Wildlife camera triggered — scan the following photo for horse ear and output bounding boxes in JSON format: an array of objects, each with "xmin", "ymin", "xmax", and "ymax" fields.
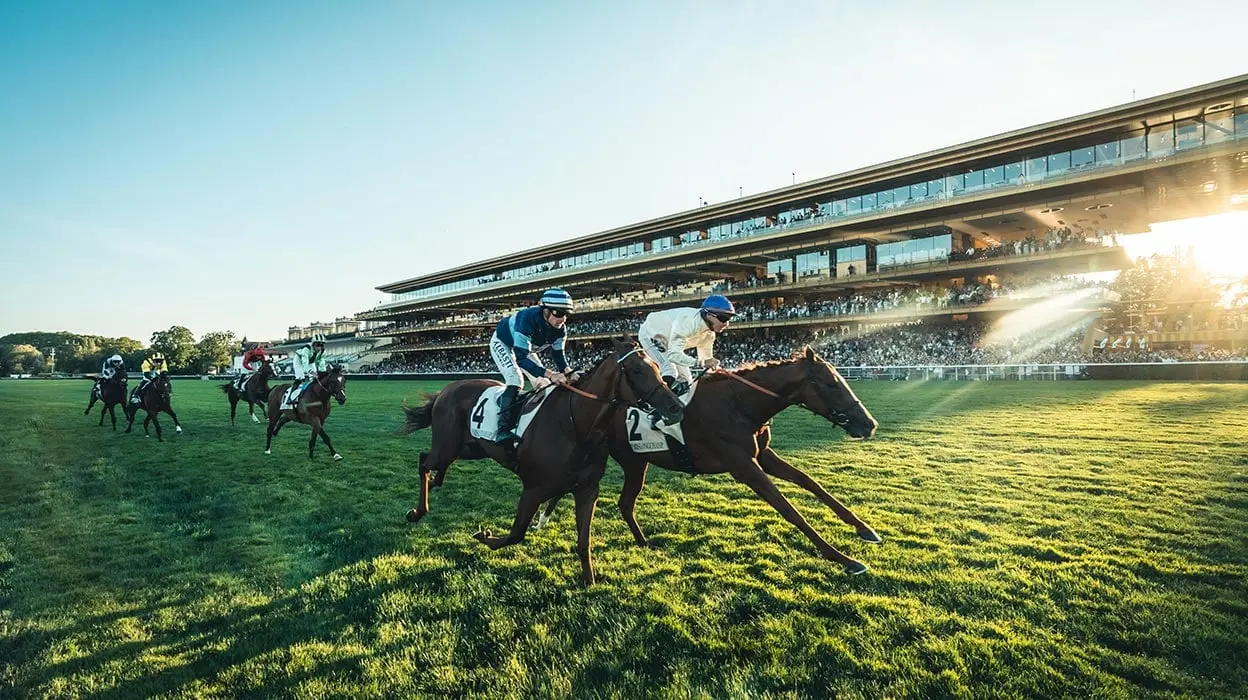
[{"xmin": 804, "ymin": 345, "xmax": 815, "ymax": 360}]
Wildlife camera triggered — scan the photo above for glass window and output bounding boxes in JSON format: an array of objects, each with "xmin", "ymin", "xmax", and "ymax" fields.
[
  {"xmin": 1096, "ymin": 140, "xmax": 1120, "ymax": 164},
  {"xmin": 928, "ymin": 178, "xmax": 944, "ymax": 198},
  {"xmin": 892, "ymin": 185, "xmax": 910, "ymax": 206},
  {"xmin": 1025, "ymin": 156, "xmax": 1047, "ymax": 181},
  {"xmin": 1236, "ymin": 108, "xmax": 1248, "ymax": 139},
  {"xmin": 1071, "ymin": 146, "xmax": 1094, "ymax": 168},
  {"xmin": 1205, "ymin": 111, "xmax": 1234, "ymax": 144},
  {"xmin": 964, "ymin": 169, "xmax": 984, "ymax": 190},
  {"xmin": 910, "ymin": 182, "xmax": 928, "ymax": 200},
  {"xmin": 946, "ymin": 173, "xmax": 965, "ymax": 194},
  {"xmin": 1175, "ymin": 118, "xmax": 1202, "ymax": 150},
  {"xmin": 1004, "ymin": 161, "xmax": 1023, "ymax": 183},
  {"xmin": 983, "ymin": 165, "xmax": 1004, "ymax": 186},
  {"xmin": 1121, "ymin": 132, "xmax": 1146, "ymax": 160},
  {"xmin": 1147, "ymin": 123, "xmax": 1174, "ymax": 158},
  {"xmin": 846, "ymin": 196, "xmax": 862, "ymax": 214},
  {"xmin": 1047, "ymin": 151, "xmax": 1071, "ymax": 174},
  {"xmin": 862, "ymin": 192, "xmax": 876, "ymax": 211},
  {"xmin": 876, "ymin": 190, "xmax": 892, "ymax": 208}
]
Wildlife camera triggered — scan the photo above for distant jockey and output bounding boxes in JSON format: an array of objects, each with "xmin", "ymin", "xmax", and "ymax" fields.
[
  {"xmin": 242, "ymin": 345, "xmax": 268, "ymax": 372},
  {"xmin": 92, "ymin": 354, "xmax": 126, "ymax": 400},
  {"xmin": 130, "ymin": 352, "xmax": 168, "ymax": 404},
  {"xmin": 638, "ymin": 294, "xmax": 737, "ymax": 395},
  {"xmin": 490, "ymin": 288, "xmax": 577, "ymax": 441},
  {"xmin": 283, "ymin": 334, "xmax": 327, "ymax": 407}
]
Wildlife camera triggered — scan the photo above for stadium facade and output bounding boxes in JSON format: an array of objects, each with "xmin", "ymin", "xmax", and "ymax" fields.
[{"xmin": 355, "ymin": 74, "xmax": 1248, "ymax": 372}]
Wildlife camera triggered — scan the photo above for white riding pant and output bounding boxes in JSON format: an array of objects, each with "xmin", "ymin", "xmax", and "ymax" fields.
[
  {"xmin": 639, "ymin": 331, "xmax": 693, "ymax": 385},
  {"xmin": 489, "ymin": 333, "xmax": 542, "ymax": 389}
]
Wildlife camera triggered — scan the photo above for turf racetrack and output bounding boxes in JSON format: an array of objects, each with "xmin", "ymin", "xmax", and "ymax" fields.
[{"xmin": 1, "ymin": 379, "xmax": 1245, "ymax": 698}]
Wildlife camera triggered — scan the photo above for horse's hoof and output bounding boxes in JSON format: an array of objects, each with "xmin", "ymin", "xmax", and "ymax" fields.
[
  {"xmin": 83, "ymin": 408, "xmax": 90, "ymax": 415},
  {"xmin": 264, "ymin": 449, "xmax": 271, "ymax": 455},
  {"xmin": 857, "ymin": 527, "xmax": 883, "ymax": 544},
  {"xmin": 843, "ymin": 561, "xmax": 869, "ymax": 576},
  {"xmin": 406, "ymin": 509, "xmax": 425, "ymax": 523},
  {"xmin": 332, "ymin": 454, "xmax": 343, "ymax": 462},
  {"xmin": 175, "ymin": 426, "xmax": 182, "ymax": 433},
  {"xmin": 251, "ymin": 416, "xmax": 260, "ymax": 424}
]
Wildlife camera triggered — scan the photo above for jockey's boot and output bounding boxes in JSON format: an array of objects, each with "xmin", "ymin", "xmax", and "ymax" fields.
[
  {"xmin": 495, "ymin": 385, "xmax": 520, "ymax": 442},
  {"xmin": 663, "ymin": 375, "xmax": 689, "ymax": 396}
]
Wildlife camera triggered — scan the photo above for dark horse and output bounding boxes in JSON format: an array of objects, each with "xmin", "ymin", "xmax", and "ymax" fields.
[
  {"xmin": 84, "ymin": 370, "xmax": 128, "ymax": 431},
  {"xmin": 123, "ymin": 372, "xmax": 183, "ymax": 441},
  {"xmin": 264, "ymin": 364, "xmax": 347, "ymax": 460},
  {"xmin": 539, "ymin": 346, "xmax": 882, "ymax": 575},
  {"xmin": 221, "ymin": 360, "xmax": 277, "ymax": 425},
  {"xmin": 400, "ymin": 337, "xmax": 685, "ymax": 585}
]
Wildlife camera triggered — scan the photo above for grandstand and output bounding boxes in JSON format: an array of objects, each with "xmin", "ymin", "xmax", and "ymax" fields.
[{"xmin": 356, "ymin": 75, "xmax": 1248, "ymax": 376}]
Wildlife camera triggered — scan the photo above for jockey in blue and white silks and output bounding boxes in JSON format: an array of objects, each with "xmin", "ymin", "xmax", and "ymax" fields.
[
  {"xmin": 638, "ymin": 294, "xmax": 737, "ymax": 394},
  {"xmin": 489, "ymin": 288, "xmax": 576, "ymax": 440}
]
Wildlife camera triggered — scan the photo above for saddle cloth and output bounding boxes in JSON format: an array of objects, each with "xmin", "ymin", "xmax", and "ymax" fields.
[
  {"xmin": 231, "ymin": 374, "xmax": 250, "ymax": 393},
  {"xmin": 625, "ymin": 380, "xmax": 699, "ymax": 453},
  {"xmin": 469, "ymin": 385, "xmax": 556, "ymax": 442}
]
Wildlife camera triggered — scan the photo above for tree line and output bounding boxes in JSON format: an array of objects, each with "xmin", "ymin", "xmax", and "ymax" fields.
[{"xmin": 0, "ymin": 327, "xmax": 241, "ymax": 376}]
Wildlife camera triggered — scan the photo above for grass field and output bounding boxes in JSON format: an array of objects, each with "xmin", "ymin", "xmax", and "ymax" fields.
[{"xmin": 0, "ymin": 378, "xmax": 1245, "ymax": 699}]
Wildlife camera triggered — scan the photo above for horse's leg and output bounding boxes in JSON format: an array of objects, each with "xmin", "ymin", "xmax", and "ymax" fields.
[
  {"xmin": 408, "ymin": 446, "xmax": 460, "ymax": 523},
  {"xmin": 148, "ymin": 410, "xmax": 163, "ymax": 442},
  {"xmin": 315, "ymin": 421, "xmax": 341, "ymax": 461},
  {"xmin": 264, "ymin": 410, "xmax": 280, "ymax": 454},
  {"xmin": 305, "ymin": 417, "xmax": 321, "ymax": 459},
  {"xmin": 124, "ymin": 404, "xmax": 135, "ymax": 433},
  {"xmin": 618, "ymin": 460, "xmax": 651, "ymax": 547},
  {"xmin": 729, "ymin": 458, "xmax": 867, "ymax": 575},
  {"xmin": 97, "ymin": 400, "xmax": 106, "ymax": 425},
  {"xmin": 757, "ymin": 448, "xmax": 881, "ymax": 544},
  {"xmin": 228, "ymin": 394, "xmax": 238, "ymax": 425},
  {"xmin": 473, "ymin": 486, "xmax": 547, "ymax": 550},
  {"xmin": 166, "ymin": 407, "xmax": 182, "ymax": 434},
  {"xmin": 573, "ymin": 481, "xmax": 602, "ymax": 586},
  {"xmin": 533, "ymin": 494, "xmax": 562, "ymax": 530},
  {"xmin": 108, "ymin": 403, "xmax": 118, "ymax": 431},
  {"xmin": 85, "ymin": 386, "xmax": 97, "ymax": 415},
  {"xmin": 248, "ymin": 401, "xmax": 261, "ymax": 424}
]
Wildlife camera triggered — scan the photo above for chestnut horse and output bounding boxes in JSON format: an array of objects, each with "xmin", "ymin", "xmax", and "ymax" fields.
[
  {"xmin": 84, "ymin": 370, "xmax": 128, "ymax": 431},
  {"xmin": 123, "ymin": 372, "xmax": 183, "ymax": 441},
  {"xmin": 400, "ymin": 336, "xmax": 684, "ymax": 585},
  {"xmin": 264, "ymin": 364, "xmax": 347, "ymax": 460},
  {"xmin": 539, "ymin": 346, "xmax": 882, "ymax": 575},
  {"xmin": 221, "ymin": 360, "xmax": 277, "ymax": 425}
]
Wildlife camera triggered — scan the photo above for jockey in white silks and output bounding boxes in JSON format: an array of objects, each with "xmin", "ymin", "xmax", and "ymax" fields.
[
  {"xmin": 92, "ymin": 354, "xmax": 126, "ymax": 400},
  {"xmin": 284, "ymin": 334, "xmax": 327, "ymax": 407},
  {"xmin": 638, "ymin": 294, "xmax": 737, "ymax": 395}
]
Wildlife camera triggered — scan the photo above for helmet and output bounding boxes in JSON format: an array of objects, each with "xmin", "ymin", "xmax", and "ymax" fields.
[
  {"xmin": 151, "ymin": 352, "xmax": 165, "ymax": 362},
  {"xmin": 701, "ymin": 294, "xmax": 737, "ymax": 317},
  {"xmin": 538, "ymin": 288, "xmax": 574, "ymax": 311},
  {"xmin": 310, "ymin": 333, "xmax": 327, "ymax": 346}
]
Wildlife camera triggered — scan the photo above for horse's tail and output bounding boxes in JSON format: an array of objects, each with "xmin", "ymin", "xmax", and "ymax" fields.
[
  {"xmin": 399, "ymin": 392, "xmax": 439, "ymax": 435},
  {"xmin": 219, "ymin": 382, "xmax": 232, "ymax": 394}
]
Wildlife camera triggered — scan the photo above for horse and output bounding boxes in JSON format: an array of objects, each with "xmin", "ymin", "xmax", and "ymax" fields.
[
  {"xmin": 538, "ymin": 346, "xmax": 882, "ymax": 575},
  {"xmin": 123, "ymin": 372, "xmax": 183, "ymax": 441},
  {"xmin": 84, "ymin": 370, "xmax": 128, "ymax": 431},
  {"xmin": 221, "ymin": 360, "xmax": 277, "ymax": 425},
  {"xmin": 399, "ymin": 336, "xmax": 685, "ymax": 585},
  {"xmin": 264, "ymin": 364, "xmax": 347, "ymax": 460}
]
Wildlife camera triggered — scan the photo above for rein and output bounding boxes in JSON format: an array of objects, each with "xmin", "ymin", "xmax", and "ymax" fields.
[
  {"xmin": 709, "ymin": 363, "xmax": 859, "ymax": 428},
  {"xmin": 556, "ymin": 346, "xmax": 645, "ymax": 403}
]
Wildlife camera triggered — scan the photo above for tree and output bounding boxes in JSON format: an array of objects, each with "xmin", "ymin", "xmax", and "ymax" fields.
[
  {"xmin": 2, "ymin": 344, "xmax": 46, "ymax": 375},
  {"xmin": 150, "ymin": 326, "xmax": 196, "ymax": 371},
  {"xmin": 193, "ymin": 331, "xmax": 237, "ymax": 374}
]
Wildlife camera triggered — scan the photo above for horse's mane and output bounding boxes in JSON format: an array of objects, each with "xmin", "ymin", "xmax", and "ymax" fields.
[{"xmin": 705, "ymin": 353, "xmax": 805, "ymax": 381}]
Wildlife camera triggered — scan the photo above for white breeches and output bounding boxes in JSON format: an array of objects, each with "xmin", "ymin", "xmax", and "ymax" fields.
[{"xmin": 639, "ymin": 331, "xmax": 692, "ymax": 384}]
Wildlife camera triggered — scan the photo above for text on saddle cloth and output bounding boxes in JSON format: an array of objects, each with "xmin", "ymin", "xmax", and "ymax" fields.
[
  {"xmin": 626, "ymin": 378, "xmax": 699, "ymax": 453},
  {"xmin": 468, "ymin": 385, "xmax": 556, "ymax": 442}
]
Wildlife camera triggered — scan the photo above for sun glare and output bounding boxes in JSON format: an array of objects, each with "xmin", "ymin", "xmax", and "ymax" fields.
[{"xmin": 1120, "ymin": 211, "xmax": 1248, "ymax": 279}]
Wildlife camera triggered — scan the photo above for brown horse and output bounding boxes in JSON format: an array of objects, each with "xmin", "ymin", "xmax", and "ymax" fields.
[
  {"xmin": 264, "ymin": 364, "xmax": 347, "ymax": 460},
  {"xmin": 84, "ymin": 370, "xmax": 128, "ymax": 431},
  {"xmin": 123, "ymin": 372, "xmax": 183, "ymax": 441},
  {"xmin": 400, "ymin": 336, "xmax": 685, "ymax": 585},
  {"xmin": 539, "ymin": 346, "xmax": 882, "ymax": 575},
  {"xmin": 221, "ymin": 360, "xmax": 277, "ymax": 425}
]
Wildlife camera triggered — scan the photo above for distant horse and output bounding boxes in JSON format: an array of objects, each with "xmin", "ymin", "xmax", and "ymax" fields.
[
  {"xmin": 123, "ymin": 372, "xmax": 183, "ymax": 441},
  {"xmin": 84, "ymin": 370, "xmax": 128, "ymax": 431},
  {"xmin": 264, "ymin": 364, "xmax": 347, "ymax": 460},
  {"xmin": 539, "ymin": 346, "xmax": 882, "ymax": 575},
  {"xmin": 221, "ymin": 360, "xmax": 277, "ymax": 425},
  {"xmin": 400, "ymin": 336, "xmax": 685, "ymax": 585}
]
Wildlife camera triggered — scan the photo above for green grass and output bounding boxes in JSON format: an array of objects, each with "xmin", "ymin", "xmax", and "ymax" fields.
[{"xmin": 1, "ymin": 378, "xmax": 1245, "ymax": 699}]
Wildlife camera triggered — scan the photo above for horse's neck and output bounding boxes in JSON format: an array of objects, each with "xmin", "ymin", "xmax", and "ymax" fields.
[{"xmin": 721, "ymin": 362, "xmax": 803, "ymax": 423}]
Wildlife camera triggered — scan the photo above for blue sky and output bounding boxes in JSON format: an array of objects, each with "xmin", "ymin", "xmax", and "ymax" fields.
[{"xmin": 2, "ymin": 0, "xmax": 1246, "ymax": 343}]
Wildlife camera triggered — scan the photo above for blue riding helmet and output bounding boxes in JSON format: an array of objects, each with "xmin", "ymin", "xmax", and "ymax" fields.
[
  {"xmin": 701, "ymin": 294, "xmax": 737, "ymax": 317},
  {"xmin": 539, "ymin": 288, "xmax": 574, "ymax": 310}
]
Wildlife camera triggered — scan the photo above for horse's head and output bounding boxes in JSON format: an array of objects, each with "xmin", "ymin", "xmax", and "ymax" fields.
[
  {"xmin": 796, "ymin": 346, "xmax": 877, "ymax": 439},
  {"xmin": 322, "ymin": 364, "xmax": 347, "ymax": 405},
  {"xmin": 609, "ymin": 336, "xmax": 684, "ymax": 425},
  {"xmin": 258, "ymin": 360, "xmax": 276, "ymax": 381},
  {"xmin": 152, "ymin": 372, "xmax": 173, "ymax": 401}
]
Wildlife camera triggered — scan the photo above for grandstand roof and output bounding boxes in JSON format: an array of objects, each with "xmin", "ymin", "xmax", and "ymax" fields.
[{"xmin": 377, "ymin": 73, "xmax": 1248, "ymax": 294}]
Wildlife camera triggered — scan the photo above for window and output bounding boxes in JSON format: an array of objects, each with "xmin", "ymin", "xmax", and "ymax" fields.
[
  {"xmin": 1121, "ymin": 132, "xmax": 1146, "ymax": 160},
  {"xmin": 1096, "ymin": 140, "xmax": 1120, "ymax": 164},
  {"xmin": 983, "ymin": 165, "xmax": 1004, "ymax": 187},
  {"xmin": 1004, "ymin": 161, "xmax": 1023, "ymax": 183},
  {"xmin": 1025, "ymin": 156, "xmax": 1047, "ymax": 180},
  {"xmin": 964, "ymin": 169, "xmax": 984, "ymax": 191},
  {"xmin": 1175, "ymin": 119, "xmax": 1202, "ymax": 150},
  {"xmin": 1047, "ymin": 151, "xmax": 1071, "ymax": 174},
  {"xmin": 1147, "ymin": 124, "xmax": 1174, "ymax": 158},
  {"xmin": 1071, "ymin": 146, "xmax": 1094, "ymax": 168}
]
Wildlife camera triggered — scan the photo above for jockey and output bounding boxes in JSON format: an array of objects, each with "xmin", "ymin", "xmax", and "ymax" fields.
[
  {"xmin": 242, "ymin": 345, "xmax": 268, "ymax": 372},
  {"xmin": 92, "ymin": 354, "xmax": 126, "ymax": 399},
  {"xmin": 489, "ymin": 288, "xmax": 576, "ymax": 441},
  {"xmin": 638, "ymin": 294, "xmax": 736, "ymax": 395},
  {"xmin": 131, "ymin": 352, "xmax": 169, "ymax": 403},
  {"xmin": 284, "ymin": 334, "xmax": 328, "ymax": 406}
]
